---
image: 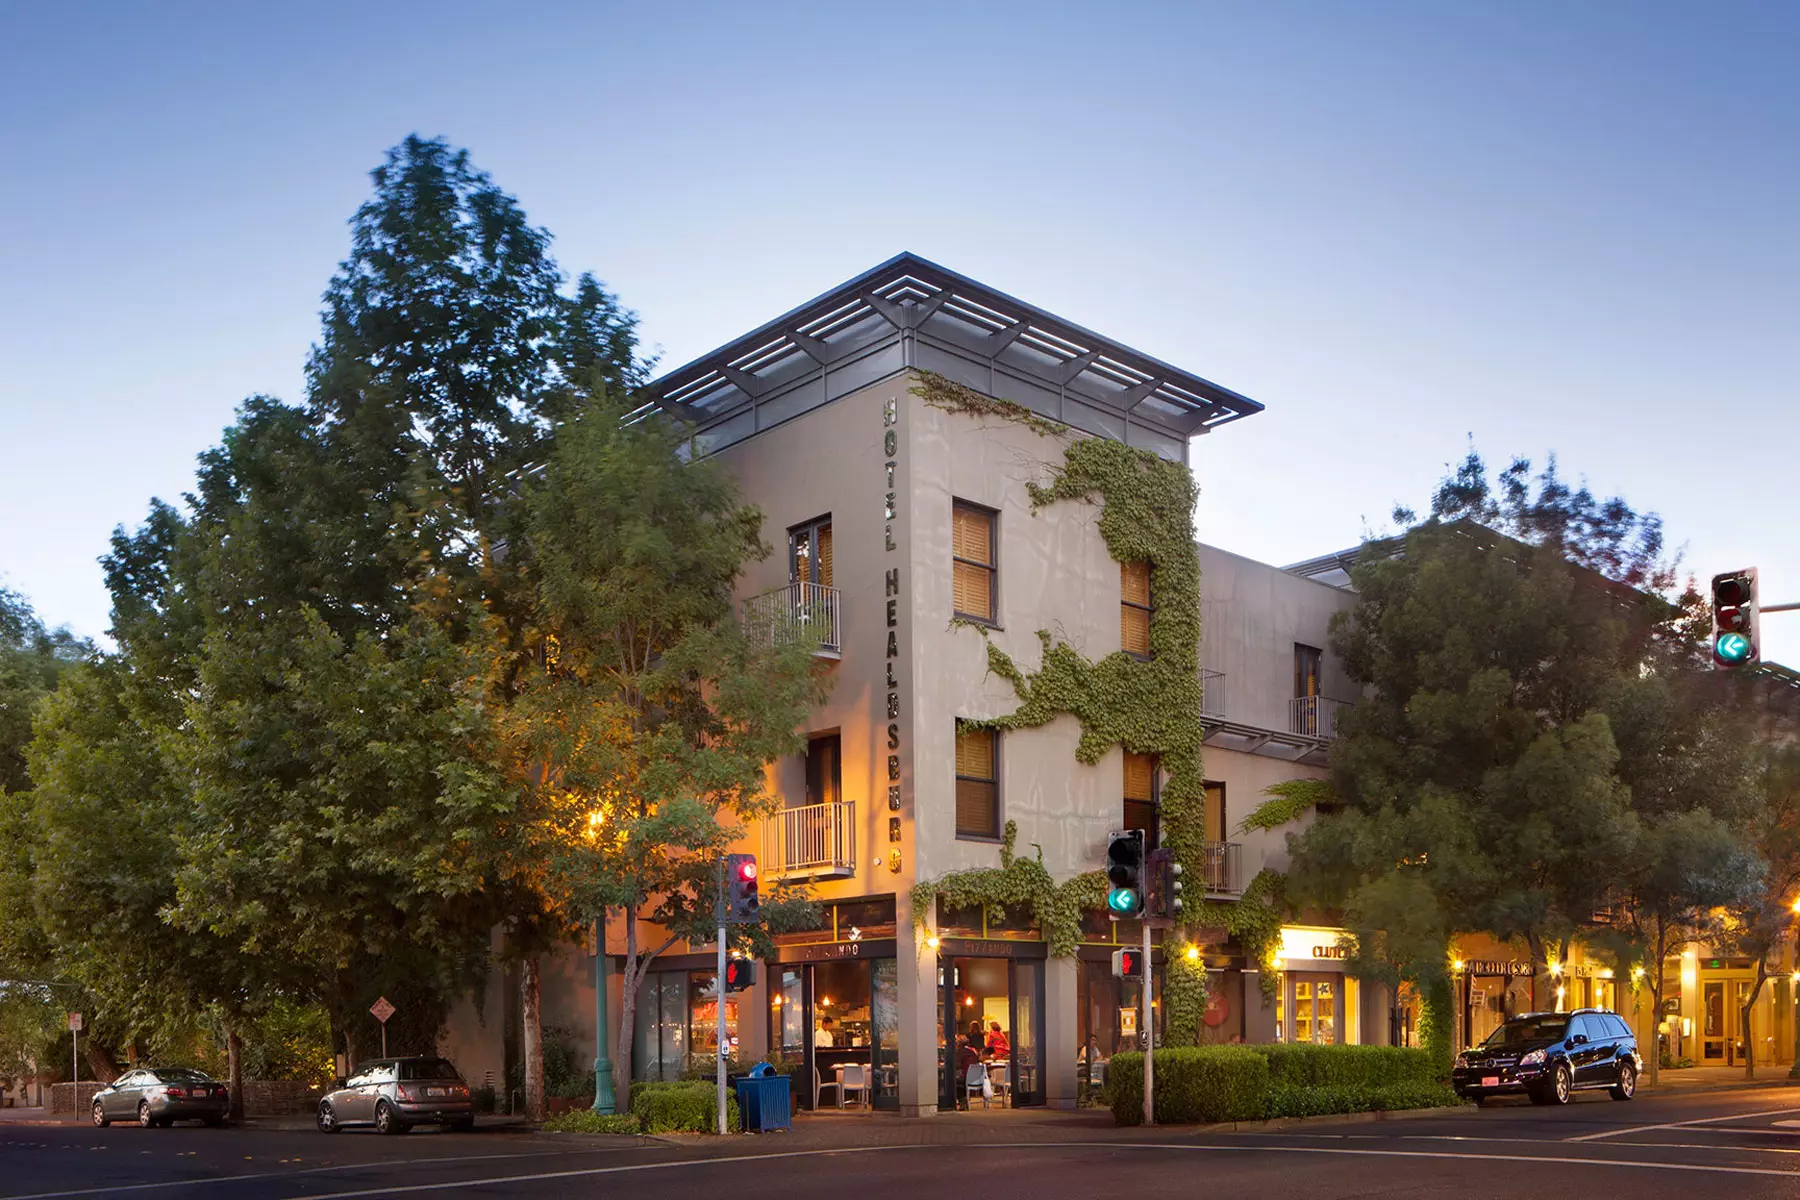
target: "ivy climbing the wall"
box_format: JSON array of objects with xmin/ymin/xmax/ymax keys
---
[{"xmin": 910, "ymin": 371, "xmax": 1218, "ymax": 1042}]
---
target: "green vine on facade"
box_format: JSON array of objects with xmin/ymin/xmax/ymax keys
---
[
  {"xmin": 907, "ymin": 372, "xmax": 1219, "ymax": 1043},
  {"xmin": 1238, "ymin": 779, "xmax": 1336, "ymax": 835},
  {"xmin": 907, "ymin": 822, "xmax": 1105, "ymax": 958},
  {"xmin": 1193, "ymin": 869, "xmax": 1287, "ymax": 1001}
]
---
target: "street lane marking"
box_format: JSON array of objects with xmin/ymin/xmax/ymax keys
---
[
  {"xmin": 1565, "ymin": 1105, "xmax": 1800, "ymax": 1142},
  {"xmin": 0, "ymin": 1146, "xmax": 644, "ymax": 1200},
  {"xmin": 225, "ymin": 1140, "xmax": 1800, "ymax": 1198}
]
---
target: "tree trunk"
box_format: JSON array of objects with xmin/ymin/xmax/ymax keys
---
[
  {"xmin": 85, "ymin": 1041, "xmax": 120, "ymax": 1083},
  {"xmin": 1742, "ymin": 960, "xmax": 1770, "ymax": 1080},
  {"xmin": 616, "ymin": 906, "xmax": 641, "ymax": 1114},
  {"xmin": 226, "ymin": 1025, "xmax": 245, "ymax": 1123},
  {"xmin": 522, "ymin": 955, "xmax": 545, "ymax": 1121},
  {"xmin": 1524, "ymin": 932, "xmax": 1549, "ymax": 1011}
]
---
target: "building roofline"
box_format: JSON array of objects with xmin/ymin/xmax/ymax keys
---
[{"xmin": 637, "ymin": 252, "xmax": 1264, "ymax": 452}]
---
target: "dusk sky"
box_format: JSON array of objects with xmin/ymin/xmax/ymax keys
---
[{"xmin": 2, "ymin": 1, "xmax": 1795, "ymax": 663}]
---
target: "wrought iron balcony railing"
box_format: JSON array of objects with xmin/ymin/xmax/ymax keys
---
[
  {"xmin": 1289, "ymin": 695, "xmax": 1351, "ymax": 739},
  {"xmin": 762, "ymin": 801, "xmax": 856, "ymax": 881},
  {"xmin": 742, "ymin": 581, "xmax": 841, "ymax": 659}
]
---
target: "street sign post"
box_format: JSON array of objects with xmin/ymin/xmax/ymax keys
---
[
  {"xmin": 68, "ymin": 1013, "xmax": 81, "ymax": 1089},
  {"xmin": 370, "ymin": 997, "xmax": 396, "ymax": 1058}
]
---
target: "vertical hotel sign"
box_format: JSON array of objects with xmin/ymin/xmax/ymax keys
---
[{"xmin": 883, "ymin": 396, "xmax": 903, "ymax": 873}]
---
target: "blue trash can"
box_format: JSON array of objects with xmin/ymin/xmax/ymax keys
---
[{"xmin": 734, "ymin": 1063, "xmax": 792, "ymax": 1133}]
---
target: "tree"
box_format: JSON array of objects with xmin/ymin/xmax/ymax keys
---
[
  {"xmin": 0, "ymin": 588, "xmax": 91, "ymax": 794},
  {"xmin": 497, "ymin": 399, "xmax": 828, "ymax": 1112},
  {"xmin": 1720, "ymin": 739, "xmax": 1800, "ymax": 1078},
  {"xmin": 1290, "ymin": 449, "xmax": 1741, "ymax": 1062}
]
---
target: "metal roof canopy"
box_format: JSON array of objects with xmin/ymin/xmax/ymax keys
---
[{"xmin": 635, "ymin": 252, "xmax": 1264, "ymax": 458}]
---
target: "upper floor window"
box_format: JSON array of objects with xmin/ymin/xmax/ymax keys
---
[
  {"xmin": 952, "ymin": 501, "xmax": 997, "ymax": 623},
  {"xmin": 1204, "ymin": 780, "xmax": 1227, "ymax": 843},
  {"xmin": 1294, "ymin": 644, "xmax": 1322, "ymax": 699},
  {"xmin": 1123, "ymin": 750, "xmax": 1159, "ymax": 849},
  {"xmin": 790, "ymin": 516, "xmax": 833, "ymax": 588},
  {"xmin": 954, "ymin": 721, "xmax": 1000, "ymax": 839},
  {"xmin": 1121, "ymin": 561, "xmax": 1153, "ymax": 657},
  {"xmin": 804, "ymin": 732, "xmax": 841, "ymax": 809}
]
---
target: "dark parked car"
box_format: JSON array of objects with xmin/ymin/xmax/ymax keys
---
[
  {"xmin": 92, "ymin": 1067, "xmax": 229, "ymax": 1127},
  {"xmin": 316, "ymin": 1056, "xmax": 474, "ymax": 1134},
  {"xmin": 1453, "ymin": 1009, "xmax": 1640, "ymax": 1106}
]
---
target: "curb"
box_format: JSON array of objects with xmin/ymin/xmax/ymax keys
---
[
  {"xmin": 1206, "ymin": 1104, "xmax": 1478, "ymax": 1134},
  {"xmin": 533, "ymin": 1130, "xmax": 678, "ymax": 1148}
]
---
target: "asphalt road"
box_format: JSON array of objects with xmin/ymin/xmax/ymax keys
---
[{"xmin": 10, "ymin": 1086, "xmax": 1800, "ymax": 1198}]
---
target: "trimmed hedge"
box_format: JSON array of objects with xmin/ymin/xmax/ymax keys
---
[
  {"xmin": 1108, "ymin": 1045, "xmax": 1455, "ymax": 1126},
  {"xmin": 541, "ymin": 1109, "xmax": 643, "ymax": 1134},
  {"xmin": 1107, "ymin": 1047, "xmax": 1269, "ymax": 1126},
  {"xmin": 629, "ymin": 1081, "xmax": 741, "ymax": 1134},
  {"xmin": 1261, "ymin": 1045, "xmax": 1435, "ymax": 1089}
]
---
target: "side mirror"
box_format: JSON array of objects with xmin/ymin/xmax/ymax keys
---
[{"xmin": 1570, "ymin": 1034, "xmax": 1588, "ymax": 1046}]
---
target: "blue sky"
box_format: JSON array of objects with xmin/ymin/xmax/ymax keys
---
[{"xmin": 2, "ymin": 1, "xmax": 1795, "ymax": 663}]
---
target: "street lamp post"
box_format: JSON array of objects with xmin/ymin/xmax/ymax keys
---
[{"xmin": 593, "ymin": 913, "xmax": 616, "ymax": 1114}]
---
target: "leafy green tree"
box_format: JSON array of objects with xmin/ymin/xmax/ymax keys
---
[
  {"xmin": 0, "ymin": 588, "xmax": 91, "ymax": 794},
  {"xmin": 1289, "ymin": 450, "xmax": 1746, "ymax": 1067},
  {"xmin": 498, "ymin": 399, "xmax": 828, "ymax": 1112}
]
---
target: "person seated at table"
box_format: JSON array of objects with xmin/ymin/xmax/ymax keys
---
[
  {"xmin": 967, "ymin": 1019, "xmax": 984, "ymax": 1051},
  {"xmin": 986, "ymin": 1020, "xmax": 1010, "ymax": 1058},
  {"xmin": 955, "ymin": 1036, "xmax": 984, "ymax": 1109},
  {"xmin": 816, "ymin": 1016, "xmax": 836, "ymax": 1048}
]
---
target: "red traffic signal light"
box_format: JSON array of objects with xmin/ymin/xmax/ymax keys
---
[
  {"xmin": 1111, "ymin": 947, "xmax": 1144, "ymax": 980},
  {"xmin": 724, "ymin": 853, "xmax": 761, "ymax": 924},
  {"xmin": 723, "ymin": 958, "xmax": 755, "ymax": 993}
]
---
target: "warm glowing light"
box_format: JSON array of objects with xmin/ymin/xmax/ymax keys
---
[
  {"xmin": 1185, "ymin": 944, "xmax": 1201, "ymax": 961},
  {"xmin": 1549, "ymin": 961, "xmax": 1563, "ymax": 978},
  {"xmin": 1791, "ymin": 972, "xmax": 1800, "ymax": 986},
  {"xmin": 770, "ymin": 995, "xmax": 782, "ymax": 1007},
  {"xmin": 820, "ymin": 997, "xmax": 832, "ymax": 1007},
  {"xmin": 963, "ymin": 996, "xmax": 973, "ymax": 1007},
  {"xmin": 1790, "ymin": 896, "xmax": 1800, "ymax": 914},
  {"xmin": 925, "ymin": 935, "xmax": 941, "ymax": 951},
  {"xmin": 1632, "ymin": 966, "xmax": 1646, "ymax": 980},
  {"xmin": 1684, "ymin": 949, "xmax": 1697, "ymax": 959},
  {"xmin": 1450, "ymin": 958, "xmax": 1465, "ymax": 973}
]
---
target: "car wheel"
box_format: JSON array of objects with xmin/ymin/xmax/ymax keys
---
[
  {"xmin": 374, "ymin": 1100, "xmax": 408, "ymax": 1135},
  {"xmin": 1550, "ymin": 1063, "xmax": 1573, "ymax": 1105},
  {"xmin": 1611, "ymin": 1062, "xmax": 1637, "ymax": 1101},
  {"xmin": 317, "ymin": 1101, "xmax": 340, "ymax": 1134},
  {"xmin": 92, "ymin": 1100, "xmax": 110, "ymax": 1128},
  {"xmin": 138, "ymin": 1101, "xmax": 155, "ymax": 1128}
]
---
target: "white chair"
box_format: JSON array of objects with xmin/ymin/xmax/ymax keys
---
[
  {"xmin": 838, "ymin": 1064, "xmax": 870, "ymax": 1109},
  {"xmin": 963, "ymin": 1061, "xmax": 991, "ymax": 1109},
  {"xmin": 813, "ymin": 1064, "xmax": 839, "ymax": 1110},
  {"xmin": 987, "ymin": 1060, "xmax": 1012, "ymax": 1102}
]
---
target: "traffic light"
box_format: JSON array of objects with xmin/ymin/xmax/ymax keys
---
[
  {"xmin": 723, "ymin": 958, "xmax": 755, "ymax": 993},
  {"xmin": 1711, "ymin": 569, "xmax": 1760, "ymax": 669},
  {"xmin": 1111, "ymin": 947, "xmax": 1144, "ymax": 980},
  {"xmin": 724, "ymin": 853, "xmax": 760, "ymax": 924},
  {"xmin": 1105, "ymin": 831, "xmax": 1145, "ymax": 916},
  {"xmin": 1146, "ymin": 848, "xmax": 1185, "ymax": 922}
]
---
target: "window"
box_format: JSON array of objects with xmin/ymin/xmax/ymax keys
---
[
  {"xmin": 954, "ymin": 722, "xmax": 999, "ymax": 838},
  {"xmin": 1294, "ymin": 644, "xmax": 1322, "ymax": 699},
  {"xmin": 952, "ymin": 502, "xmax": 996, "ymax": 623},
  {"xmin": 790, "ymin": 516, "xmax": 833, "ymax": 587},
  {"xmin": 1123, "ymin": 751, "xmax": 1159, "ymax": 848},
  {"xmin": 1203, "ymin": 781, "xmax": 1226, "ymax": 843},
  {"xmin": 1121, "ymin": 561, "xmax": 1153, "ymax": 657},
  {"xmin": 804, "ymin": 733, "xmax": 841, "ymax": 808}
]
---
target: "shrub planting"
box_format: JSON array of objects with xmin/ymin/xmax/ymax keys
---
[
  {"xmin": 1108, "ymin": 1044, "xmax": 1456, "ymax": 1126},
  {"xmin": 629, "ymin": 1081, "xmax": 741, "ymax": 1134}
]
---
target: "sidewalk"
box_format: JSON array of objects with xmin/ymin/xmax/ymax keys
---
[{"xmin": 1641, "ymin": 1064, "xmax": 1800, "ymax": 1094}]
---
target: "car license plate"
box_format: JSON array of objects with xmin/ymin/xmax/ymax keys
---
[
  {"xmin": 1481, "ymin": 1076, "xmax": 1500, "ymax": 1088},
  {"xmin": 426, "ymin": 1087, "xmax": 446, "ymax": 1097}
]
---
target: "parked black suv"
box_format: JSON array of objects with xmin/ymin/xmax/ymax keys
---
[{"xmin": 1453, "ymin": 1009, "xmax": 1640, "ymax": 1106}]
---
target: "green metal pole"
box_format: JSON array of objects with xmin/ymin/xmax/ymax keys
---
[{"xmin": 593, "ymin": 914, "xmax": 616, "ymax": 1113}]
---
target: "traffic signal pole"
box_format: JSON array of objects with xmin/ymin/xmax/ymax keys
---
[
  {"xmin": 1142, "ymin": 919, "xmax": 1154, "ymax": 1127},
  {"xmin": 717, "ymin": 857, "xmax": 728, "ymax": 1136}
]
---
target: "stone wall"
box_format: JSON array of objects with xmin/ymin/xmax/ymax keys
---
[{"xmin": 50, "ymin": 1079, "xmax": 320, "ymax": 1116}]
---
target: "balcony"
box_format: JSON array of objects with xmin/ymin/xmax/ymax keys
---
[
  {"xmin": 1200, "ymin": 669, "xmax": 1227, "ymax": 720},
  {"xmin": 762, "ymin": 801, "xmax": 857, "ymax": 881},
  {"xmin": 1199, "ymin": 841, "xmax": 1241, "ymax": 897},
  {"xmin": 1289, "ymin": 695, "xmax": 1351, "ymax": 739},
  {"xmin": 742, "ymin": 581, "xmax": 841, "ymax": 659}
]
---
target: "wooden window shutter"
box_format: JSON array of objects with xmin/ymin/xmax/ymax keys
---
[
  {"xmin": 952, "ymin": 504, "xmax": 995, "ymax": 621},
  {"xmin": 1123, "ymin": 752, "xmax": 1155, "ymax": 803},
  {"xmin": 817, "ymin": 523, "xmax": 833, "ymax": 588},
  {"xmin": 1121, "ymin": 561, "xmax": 1152, "ymax": 656},
  {"xmin": 955, "ymin": 725, "xmax": 999, "ymax": 838}
]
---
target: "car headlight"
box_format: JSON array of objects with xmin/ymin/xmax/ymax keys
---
[
  {"xmin": 1519, "ymin": 1048, "xmax": 1546, "ymax": 1067},
  {"xmin": 1454, "ymin": 1053, "xmax": 1469, "ymax": 1069}
]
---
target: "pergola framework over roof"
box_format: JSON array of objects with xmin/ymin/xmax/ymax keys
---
[{"xmin": 634, "ymin": 253, "xmax": 1264, "ymax": 461}]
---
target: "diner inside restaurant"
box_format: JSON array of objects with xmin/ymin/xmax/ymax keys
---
[{"xmin": 937, "ymin": 955, "xmax": 1043, "ymax": 1108}]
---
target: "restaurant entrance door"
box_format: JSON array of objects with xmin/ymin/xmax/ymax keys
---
[
  {"xmin": 939, "ymin": 957, "xmax": 1043, "ymax": 1108},
  {"xmin": 770, "ymin": 957, "xmax": 899, "ymax": 1110}
]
